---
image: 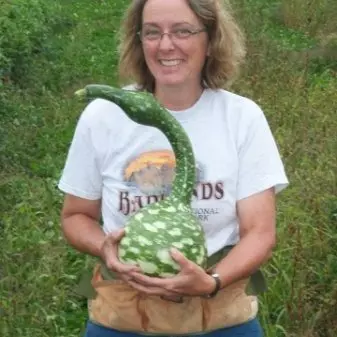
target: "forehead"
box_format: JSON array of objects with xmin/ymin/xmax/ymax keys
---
[{"xmin": 142, "ymin": 0, "xmax": 200, "ymax": 26}]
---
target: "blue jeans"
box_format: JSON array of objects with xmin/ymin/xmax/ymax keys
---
[{"xmin": 84, "ymin": 319, "xmax": 263, "ymax": 337}]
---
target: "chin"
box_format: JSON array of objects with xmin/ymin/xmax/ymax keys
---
[{"xmin": 156, "ymin": 76, "xmax": 187, "ymax": 88}]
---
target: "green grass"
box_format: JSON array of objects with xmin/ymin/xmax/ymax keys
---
[{"xmin": 1, "ymin": 0, "xmax": 336, "ymax": 336}]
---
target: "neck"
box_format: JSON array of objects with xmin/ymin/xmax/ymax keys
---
[{"xmin": 154, "ymin": 82, "xmax": 204, "ymax": 111}]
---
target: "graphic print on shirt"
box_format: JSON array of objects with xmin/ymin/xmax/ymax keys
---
[{"xmin": 119, "ymin": 150, "xmax": 225, "ymax": 222}]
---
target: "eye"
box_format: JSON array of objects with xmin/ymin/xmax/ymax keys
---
[
  {"xmin": 173, "ymin": 28, "xmax": 192, "ymax": 39},
  {"xmin": 142, "ymin": 29, "xmax": 161, "ymax": 40}
]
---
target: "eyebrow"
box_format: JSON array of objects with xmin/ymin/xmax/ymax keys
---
[{"xmin": 142, "ymin": 21, "xmax": 197, "ymax": 28}]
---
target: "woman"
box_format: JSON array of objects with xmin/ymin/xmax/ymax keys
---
[{"xmin": 58, "ymin": 0, "xmax": 289, "ymax": 336}]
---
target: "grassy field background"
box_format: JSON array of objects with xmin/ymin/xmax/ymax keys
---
[{"xmin": 1, "ymin": 0, "xmax": 336, "ymax": 336}]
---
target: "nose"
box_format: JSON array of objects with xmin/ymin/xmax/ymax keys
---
[{"xmin": 158, "ymin": 33, "xmax": 175, "ymax": 51}]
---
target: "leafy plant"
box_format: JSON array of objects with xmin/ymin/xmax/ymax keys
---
[{"xmin": 0, "ymin": 0, "xmax": 73, "ymax": 88}]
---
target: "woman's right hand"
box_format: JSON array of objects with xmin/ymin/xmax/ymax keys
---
[{"xmin": 99, "ymin": 228, "xmax": 141, "ymax": 282}]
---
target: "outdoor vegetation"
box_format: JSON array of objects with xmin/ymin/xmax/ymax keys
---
[{"xmin": 0, "ymin": 0, "xmax": 336, "ymax": 336}]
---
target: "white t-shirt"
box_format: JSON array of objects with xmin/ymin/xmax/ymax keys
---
[{"xmin": 58, "ymin": 88, "xmax": 289, "ymax": 256}]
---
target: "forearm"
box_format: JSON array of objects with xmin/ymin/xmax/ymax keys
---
[
  {"xmin": 61, "ymin": 214, "xmax": 106, "ymax": 258},
  {"xmin": 214, "ymin": 230, "xmax": 275, "ymax": 289}
]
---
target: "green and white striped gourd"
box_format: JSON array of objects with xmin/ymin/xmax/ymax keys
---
[{"xmin": 75, "ymin": 84, "xmax": 207, "ymax": 277}]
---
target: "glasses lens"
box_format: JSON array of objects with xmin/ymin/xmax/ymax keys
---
[
  {"xmin": 142, "ymin": 29, "xmax": 161, "ymax": 41},
  {"xmin": 172, "ymin": 28, "xmax": 193, "ymax": 39}
]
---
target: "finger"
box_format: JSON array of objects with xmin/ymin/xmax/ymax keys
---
[
  {"xmin": 118, "ymin": 273, "xmax": 134, "ymax": 282},
  {"xmin": 119, "ymin": 263, "xmax": 142, "ymax": 273},
  {"xmin": 130, "ymin": 272, "xmax": 170, "ymax": 288},
  {"xmin": 170, "ymin": 248, "xmax": 191, "ymax": 269},
  {"xmin": 106, "ymin": 258, "xmax": 140, "ymax": 273},
  {"xmin": 127, "ymin": 280, "xmax": 151, "ymax": 293}
]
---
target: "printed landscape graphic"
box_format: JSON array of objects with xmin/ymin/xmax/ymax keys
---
[
  {"xmin": 119, "ymin": 150, "xmax": 224, "ymax": 220},
  {"xmin": 123, "ymin": 149, "xmax": 203, "ymax": 195}
]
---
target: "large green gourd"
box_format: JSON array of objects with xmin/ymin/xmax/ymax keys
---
[{"xmin": 75, "ymin": 84, "xmax": 207, "ymax": 277}]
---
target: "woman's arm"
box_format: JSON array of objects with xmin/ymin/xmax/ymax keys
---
[
  {"xmin": 213, "ymin": 187, "xmax": 276, "ymax": 288},
  {"xmin": 60, "ymin": 194, "xmax": 105, "ymax": 258},
  {"xmin": 60, "ymin": 194, "xmax": 141, "ymax": 278}
]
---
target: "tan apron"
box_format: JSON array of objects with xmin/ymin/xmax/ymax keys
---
[{"xmin": 76, "ymin": 246, "xmax": 267, "ymax": 335}]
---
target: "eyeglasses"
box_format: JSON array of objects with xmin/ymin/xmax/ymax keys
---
[{"xmin": 138, "ymin": 27, "xmax": 207, "ymax": 42}]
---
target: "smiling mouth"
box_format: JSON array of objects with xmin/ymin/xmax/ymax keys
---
[{"xmin": 159, "ymin": 60, "xmax": 182, "ymax": 66}]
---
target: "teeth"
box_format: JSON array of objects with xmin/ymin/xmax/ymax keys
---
[{"xmin": 160, "ymin": 60, "xmax": 181, "ymax": 66}]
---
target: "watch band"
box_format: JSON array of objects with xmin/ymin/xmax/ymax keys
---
[{"xmin": 204, "ymin": 273, "xmax": 221, "ymax": 298}]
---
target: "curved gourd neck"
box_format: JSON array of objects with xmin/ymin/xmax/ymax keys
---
[
  {"xmin": 150, "ymin": 106, "xmax": 196, "ymax": 205},
  {"xmin": 76, "ymin": 85, "xmax": 196, "ymax": 205}
]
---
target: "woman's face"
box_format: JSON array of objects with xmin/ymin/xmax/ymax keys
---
[{"xmin": 141, "ymin": 0, "xmax": 209, "ymax": 90}]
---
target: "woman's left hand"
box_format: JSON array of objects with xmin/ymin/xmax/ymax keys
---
[{"xmin": 126, "ymin": 248, "xmax": 216, "ymax": 300}]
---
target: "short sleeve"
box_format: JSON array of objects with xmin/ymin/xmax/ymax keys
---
[
  {"xmin": 58, "ymin": 106, "xmax": 102, "ymax": 200},
  {"xmin": 236, "ymin": 108, "xmax": 289, "ymax": 200}
]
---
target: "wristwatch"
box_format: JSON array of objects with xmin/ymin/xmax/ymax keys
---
[{"xmin": 204, "ymin": 273, "xmax": 221, "ymax": 298}]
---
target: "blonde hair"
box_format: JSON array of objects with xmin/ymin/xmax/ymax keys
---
[{"xmin": 118, "ymin": 0, "xmax": 246, "ymax": 92}]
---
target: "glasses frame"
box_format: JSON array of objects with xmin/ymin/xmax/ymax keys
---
[{"xmin": 137, "ymin": 27, "xmax": 207, "ymax": 42}]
